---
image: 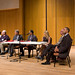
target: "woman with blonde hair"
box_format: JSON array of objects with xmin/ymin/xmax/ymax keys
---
[
  {"xmin": 43, "ymin": 31, "xmax": 51, "ymax": 45},
  {"xmin": 37, "ymin": 31, "xmax": 51, "ymax": 57}
]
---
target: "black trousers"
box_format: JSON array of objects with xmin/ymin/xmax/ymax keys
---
[
  {"xmin": 20, "ymin": 45, "xmax": 35, "ymax": 57},
  {"xmin": 41, "ymin": 44, "xmax": 57, "ymax": 62}
]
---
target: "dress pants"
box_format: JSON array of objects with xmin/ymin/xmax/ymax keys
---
[
  {"xmin": 9, "ymin": 44, "xmax": 20, "ymax": 55},
  {"xmin": 41, "ymin": 44, "xmax": 56, "ymax": 62},
  {"xmin": 20, "ymin": 45, "xmax": 35, "ymax": 57}
]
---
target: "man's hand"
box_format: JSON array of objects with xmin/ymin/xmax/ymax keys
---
[
  {"xmin": 3, "ymin": 40, "xmax": 7, "ymax": 42},
  {"xmin": 54, "ymin": 46, "xmax": 59, "ymax": 52}
]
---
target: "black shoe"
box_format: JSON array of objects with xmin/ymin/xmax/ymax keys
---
[
  {"xmin": 36, "ymin": 56, "xmax": 44, "ymax": 61},
  {"xmin": 0, "ymin": 49, "xmax": 1, "ymax": 53},
  {"xmin": 0, "ymin": 52, "xmax": 5, "ymax": 55},
  {"xmin": 20, "ymin": 54, "xmax": 24, "ymax": 56},
  {"xmin": 28, "ymin": 55, "xmax": 30, "ymax": 58},
  {"xmin": 9, "ymin": 55, "xmax": 13, "ymax": 57},
  {"xmin": 41, "ymin": 62, "xmax": 50, "ymax": 65}
]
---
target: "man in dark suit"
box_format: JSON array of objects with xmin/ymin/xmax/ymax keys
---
[
  {"xmin": 9, "ymin": 30, "xmax": 23, "ymax": 57},
  {"xmin": 37, "ymin": 27, "xmax": 72, "ymax": 65},
  {"xmin": 20, "ymin": 30, "xmax": 37, "ymax": 58}
]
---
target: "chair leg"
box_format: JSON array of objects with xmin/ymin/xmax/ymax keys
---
[
  {"xmin": 67, "ymin": 56, "xmax": 71, "ymax": 68},
  {"xmin": 32, "ymin": 50, "xmax": 33, "ymax": 57},
  {"xmin": 36, "ymin": 49, "xmax": 38, "ymax": 56},
  {"xmin": 54, "ymin": 56, "xmax": 56, "ymax": 67},
  {"xmin": 68, "ymin": 57, "xmax": 71, "ymax": 68},
  {"xmin": 19, "ymin": 55, "xmax": 21, "ymax": 63},
  {"xmin": 7, "ymin": 55, "xmax": 8, "ymax": 59},
  {"xmin": 15, "ymin": 51, "xmax": 16, "ymax": 57},
  {"xmin": 7, "ymin": 48, "xmax": 10, "ymax": 59},
  {"xmin": 54, "ymin": 61, "xmax": 56, "ymax": 67},
  {"xmin": 18, "ymin": 49, "xmax": 19, "ymax": 55}
]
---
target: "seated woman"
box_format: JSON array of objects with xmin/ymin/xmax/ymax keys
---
[{"xmin": 37, "ymin": 31, "xmax": 51, "ymax": 56}]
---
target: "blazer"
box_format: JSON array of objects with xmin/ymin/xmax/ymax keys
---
[
  {"xmin": 13, "ymin": 35, "xmax": 23, "ymax": 41},
  {"xmin": 58, "ymin": 34, "xmax": 72, "ymax": 58},
  {"xmin": 27, "ymin": 35, "xmax": 37, "ymax": 41},
  {"xmin": 0, "ymin": 35, "xmax": 10, "ymax": 42}
]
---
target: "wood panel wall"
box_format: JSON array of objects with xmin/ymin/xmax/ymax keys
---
[
  {"xmin": 57, "ymin": 0, "xmax": 74, "ymax": 45},
  {"xmin": 74, "ymin": 0, "xmax": 75, "ymax": 45},
  {"xmin": 47, "ymin": 0, "xmax": 57, "ymax": 44},
  {"xmin": 24, "ymin": 0, "xmax": 46, "ymax": 41},
  {"xmin": 0, "ymin": 0, "xmax": 23, "ymax": 40},
  {"xmin": 47, "ymin": 0, "xmax": 75, "ymax": 45},
  {"xmin": 0, "ymin": 0, "xmax": 75, "ymax": 45},
  {"xmin": 0, "ymin": 9, "xmax": 19, "ymax": 40}
]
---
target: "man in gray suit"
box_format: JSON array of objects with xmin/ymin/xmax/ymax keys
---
[{"xmin": 9, "ymin": 30, "xmax": 23, "ymax": 57}]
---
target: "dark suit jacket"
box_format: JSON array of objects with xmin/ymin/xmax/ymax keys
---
[
  {"xmin": 58, "ymin": 34, "xmax": 72, "ymax": 58},
  {"xmin": 13, "ymin": 35, "xmax": 23, "ymax": 41},
  {"xmin": 27, "ymin": 35, "xmax": 37, "ymax": 41},
  {"xmin": 27, "ymin": 35, "xmax": 37, "ymax": 49},
  {"xmin": 0, "ymin": 35, "xmax": 10, "ymax": 42}
]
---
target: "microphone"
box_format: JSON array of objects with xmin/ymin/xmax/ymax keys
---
[{"xmin": 26, "ymin": 33, "xmax": 30, "ymax": 35}]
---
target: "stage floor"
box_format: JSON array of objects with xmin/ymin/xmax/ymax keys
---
[{"xmin": 0, "ymin": 46, "xmax": 75, "ymax": 75}]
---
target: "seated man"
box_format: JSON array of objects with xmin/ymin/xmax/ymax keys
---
[
  {"xmin": 9, "ymin": 30, "xmax": 23, "ymax": 57},
  {"xmin": 0, "ymin": 30, "xmax": 10, "ymax": 54},
  {"xmin": 37, "ymin": 27, "xmax": 72, "ymax": 65},
  {"xmin": 20, "ymin": 30, "xmax": 37, "ymax": 58}
]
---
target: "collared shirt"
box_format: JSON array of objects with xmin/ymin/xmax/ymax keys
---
[
  {"xmin": 56, "ymin": 35, "xmax": 64, "ymax": 45},
  {"xmin": 16, "ymin": 35, "xmax": 19, "ymax": 41},
  {"xmin": 65, "ymin": 33, "xmax": 69, "ymax": 36}
]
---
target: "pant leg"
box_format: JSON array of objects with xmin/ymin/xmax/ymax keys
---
[
  {"xmin": 39, "ymin": 45, "xmax": 46, "ymax": 55},
  {"xmin": 20, "ymin": 45, "xmax": 25, "ymax": 55},
  {"xmin": 0, "ymin": 43, "xmax": 4, "ymax": 53},
  {"xmin": 28, "ymin": 45, "xmax": 33, "ymax": 57},
  {"xmin": 42, "ymin": 44, "xmax": 56, "ymax": 57},
  {"xmin": 3, "ymin": 44, "xmax": 9, "ymax": 52},
  {"xmin": 9, "ymin": 44, "xmax": 15, "ymax": 55},
  {"xmin": 46, "ymin": 49, "xmax": 54, "ymax": 62}
]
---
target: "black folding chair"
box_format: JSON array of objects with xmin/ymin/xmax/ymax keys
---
[{"xmin": 53, "ymin": 42, "xmax": 72, "ymax": 68}]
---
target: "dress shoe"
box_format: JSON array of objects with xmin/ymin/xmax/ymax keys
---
[
  {"xmin": 28, "ymin": 55, "xmax": 30, "ymax": 58},
  {"xmin": 20, "ymin": 54, "xmax": 24, "ymax": 56},
  {"xmin": 41, "ymin": 62, "xmax": 50, "ymax": 65},
  {"xmin": 0, "ymin": 49, "xmax": 1, "ymax": 53}
]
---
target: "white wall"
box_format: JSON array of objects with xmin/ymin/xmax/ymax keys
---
[{"xmin": 0, "ymin": 0, "xmax": 19, "ymax": 10}]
